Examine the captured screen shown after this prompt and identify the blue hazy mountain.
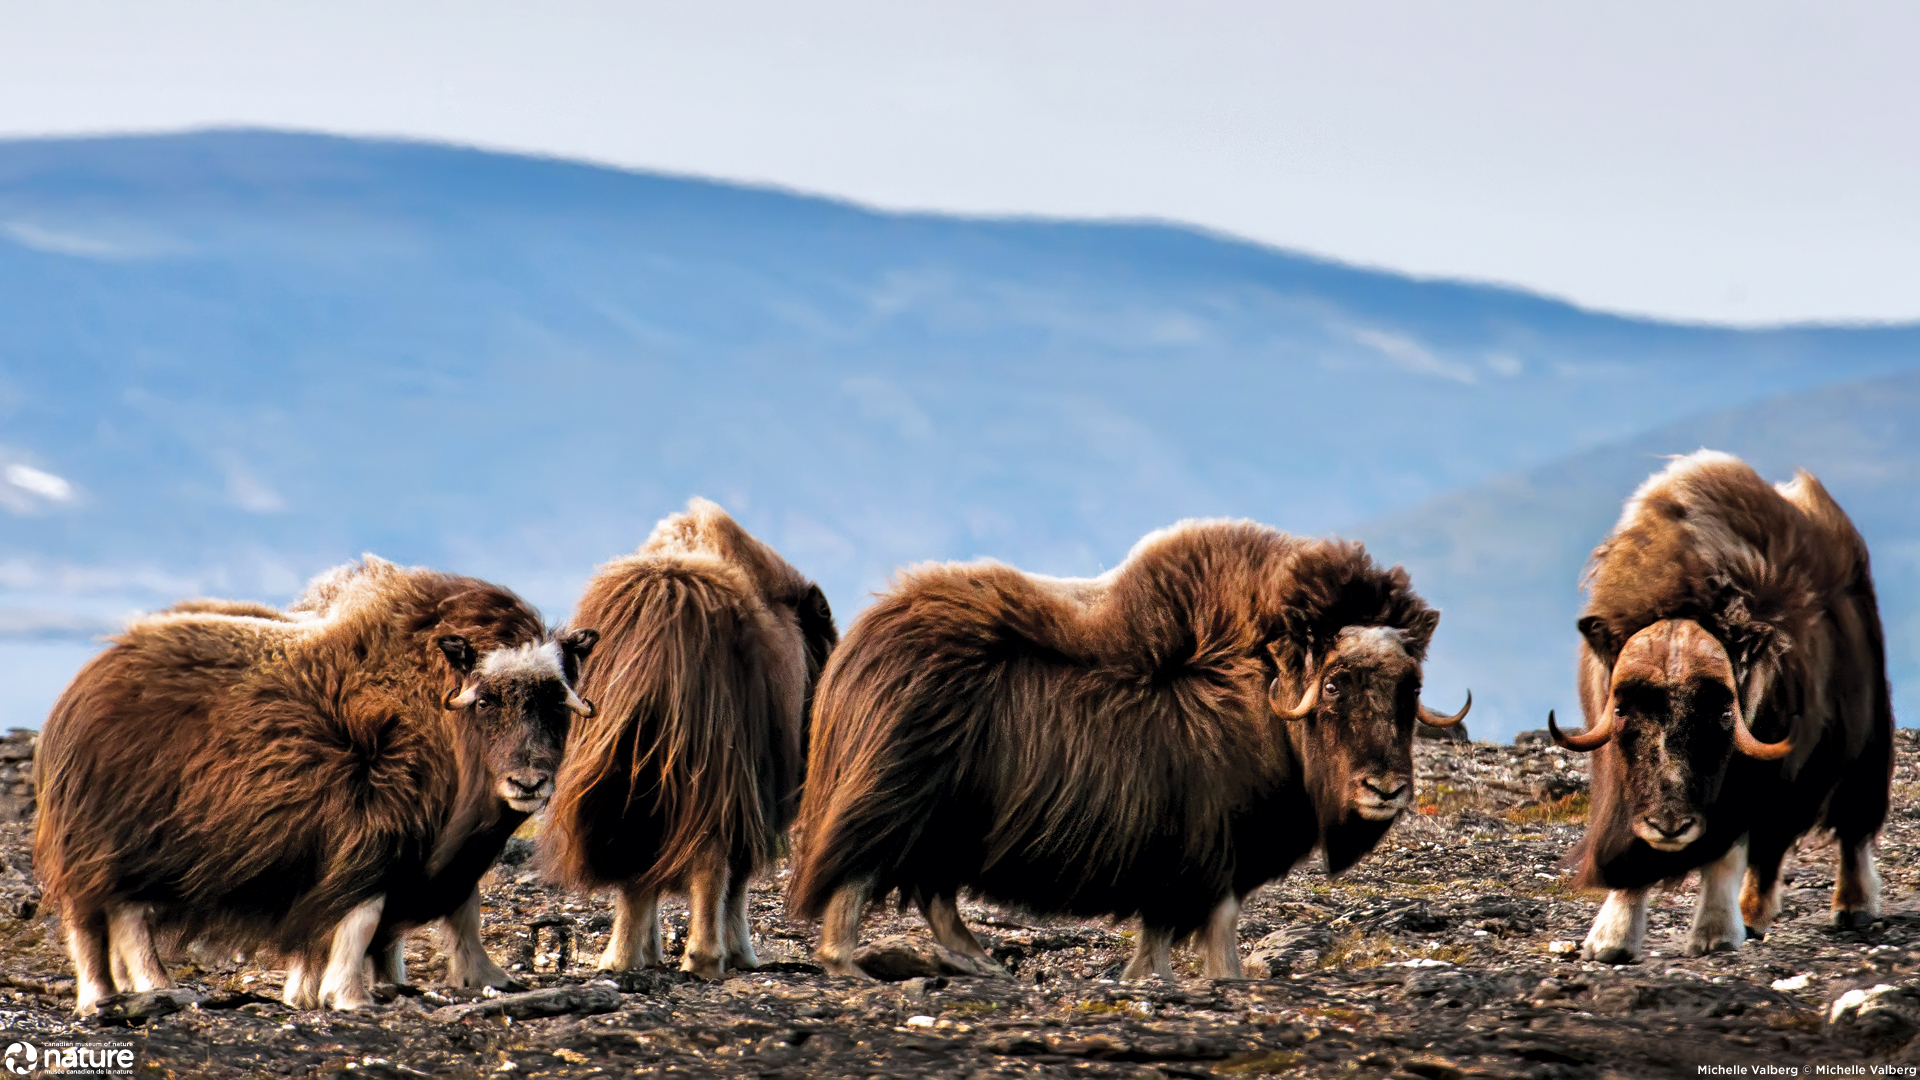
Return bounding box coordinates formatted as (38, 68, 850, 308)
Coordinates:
(3, 129, 1918, 733)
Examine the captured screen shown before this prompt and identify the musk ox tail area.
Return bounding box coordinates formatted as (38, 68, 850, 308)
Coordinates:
(545, 558, 798, 898)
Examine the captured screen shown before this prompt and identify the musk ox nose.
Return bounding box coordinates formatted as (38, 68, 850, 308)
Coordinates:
(1363, 778, 1409, 802)
(502, 772, 554, 802)
(1644, 815, 1696, 840)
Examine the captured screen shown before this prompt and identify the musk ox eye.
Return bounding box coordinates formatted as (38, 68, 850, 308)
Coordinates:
(1323, 678, 1339, 698)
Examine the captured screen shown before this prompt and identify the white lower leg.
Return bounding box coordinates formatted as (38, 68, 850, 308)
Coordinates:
(1581, 889, 1648, 964)
(1687, 837, 1748, 955)
(599, 883, 661, 971)
(66, 912, 114, 1016)
(318, 895, 384, 1010)
(282, 956, 319, 1010)
(1742, 867, 1783, 933)
(1834, 836, 1882, 927)
(372, 936, 407, 986)
(723, 869, 760, 971)
(1201, 895, 1244, 978)
(817, 882, 873, 979)
(106, 904, 172, 992)
(682, 858, 727, 979)
(1122, 924, 1176, 981)
(438, 887, 514, 989)
(919, 893, 990, 963)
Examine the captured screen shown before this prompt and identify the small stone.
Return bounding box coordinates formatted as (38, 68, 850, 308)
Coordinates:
(905, 1014, 935, 1028)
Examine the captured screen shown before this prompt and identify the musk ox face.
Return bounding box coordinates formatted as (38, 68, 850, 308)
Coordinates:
(1601, 619, 1745, 851)
(439, 629, 599, 813)
(1288, 626, 1425, 824)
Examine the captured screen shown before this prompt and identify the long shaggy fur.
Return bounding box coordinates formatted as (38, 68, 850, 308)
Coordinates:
(1571, 451, 1894, 888)
(788, 519, 1437, 937)
(34, 557, 548, 962)
(544, 499, 836, 898)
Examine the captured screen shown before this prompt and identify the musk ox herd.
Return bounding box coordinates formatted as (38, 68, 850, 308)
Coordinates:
(31, 451, 1897, 1016)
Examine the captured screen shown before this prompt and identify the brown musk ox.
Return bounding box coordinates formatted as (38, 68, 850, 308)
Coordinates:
(543, 499, 836, 978)
(33, 556, 597, 1014)
(788, 518, 1467, 980)
(1551, 451, 1894, 963)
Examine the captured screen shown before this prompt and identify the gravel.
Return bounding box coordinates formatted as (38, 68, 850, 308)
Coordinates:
(3, 732, 1919, 1077)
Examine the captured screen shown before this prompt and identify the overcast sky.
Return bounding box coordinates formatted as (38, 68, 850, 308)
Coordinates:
(2, 1, 1916, 325)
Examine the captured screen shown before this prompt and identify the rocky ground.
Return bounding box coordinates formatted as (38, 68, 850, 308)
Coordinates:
(5, 729, 1920, 1078)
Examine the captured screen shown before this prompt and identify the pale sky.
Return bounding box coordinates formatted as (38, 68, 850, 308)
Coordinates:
(2, 1, 1917, 325)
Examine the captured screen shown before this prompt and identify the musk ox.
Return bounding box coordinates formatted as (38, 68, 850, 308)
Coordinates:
(544, 499, 836, 978)
(34, 557, 597, 1014)
(1551, 451, 1894, 963)
(788, 518, 1466, 979)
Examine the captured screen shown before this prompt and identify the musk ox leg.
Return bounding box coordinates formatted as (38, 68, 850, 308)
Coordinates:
(106, 903, 173, 992)
(1121, 925, 1176, 981)
(682, 855, 729, 979)
(1741, 840, 1791, 936)
(1200, 894, 1245, 979)
(1580, 889, 1647, 964)
(282, 955, 320, 1010)
(1833, 834, 1882, 930)
(373, 935, 408, 986)
(439, 887, 517, 990)
(917, 892, 1000, 974)
(318, 895, 384, 1010)
(1686, 837, 1748, 956)
(723, 867, 761, 972)
(63, 907, 115, 1016)
(599, 882, 662, 971)
(816, 881, 875, 979)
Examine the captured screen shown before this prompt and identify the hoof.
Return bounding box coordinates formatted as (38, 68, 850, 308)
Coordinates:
(819, 957, 876, 980)
(1582, 945, 1636, 965)
(681, 953, 724, 980)
(1745, 926, 1766, 941)
(1832, 909, 1876, 931)
(1684, 937, 1740, 957)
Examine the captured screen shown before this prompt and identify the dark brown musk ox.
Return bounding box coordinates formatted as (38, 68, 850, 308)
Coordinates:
(1550, 451, 1894, 963)
(788, 518, 1467, 980)
(33, 556, 597, 1014)
(543, 499, 836, 978)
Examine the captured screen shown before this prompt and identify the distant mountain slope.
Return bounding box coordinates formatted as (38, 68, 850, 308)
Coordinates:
(1357, 369, 1920, 742)
(3, 130, 1917, 728)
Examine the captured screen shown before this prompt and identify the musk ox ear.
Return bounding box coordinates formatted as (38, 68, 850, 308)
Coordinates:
(437, 634, 479, 675)
(559, 628, 599, 673)
(799, 584, 838, 666)
(1577, 616, 1613, 659)
(1401, 608, 1440, 655)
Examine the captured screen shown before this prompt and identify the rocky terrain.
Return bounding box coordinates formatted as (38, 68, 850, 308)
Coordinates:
(3, 728, 1920, 1078)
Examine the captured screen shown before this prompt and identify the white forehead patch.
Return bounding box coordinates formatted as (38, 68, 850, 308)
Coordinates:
(477, 640, 565, 682)
(1336, 625, 1408, 662)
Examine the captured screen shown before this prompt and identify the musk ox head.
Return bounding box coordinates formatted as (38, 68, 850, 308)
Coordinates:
(438, 629, 599, 813)
(1549, 617, 1790, 851)
(1270, 625, 1468, 864)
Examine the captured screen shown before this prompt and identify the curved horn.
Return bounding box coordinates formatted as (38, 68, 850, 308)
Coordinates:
(1269, 654, 1320, 721)
(443, 683, 478, 711)
(1417, 690, 1471, 728)
(566, 687, 597, 718)
(1728, 684, 1791, 761)
(1547, 705, 1616, 752)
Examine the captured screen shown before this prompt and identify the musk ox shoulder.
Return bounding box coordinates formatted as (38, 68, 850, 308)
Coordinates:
(789, 518, 1464, 980)
(1551, 450, 1894, 963)
(544, 498, 836, 978)
(32, 556, 596, 1014)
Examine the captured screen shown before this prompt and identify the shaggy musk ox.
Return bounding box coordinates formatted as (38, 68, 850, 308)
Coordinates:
(544, 499, 836, 978)
(33, 557, 597, 1014)
(1553, 451, 1894, 963)
(789, 519, 1466, 980)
